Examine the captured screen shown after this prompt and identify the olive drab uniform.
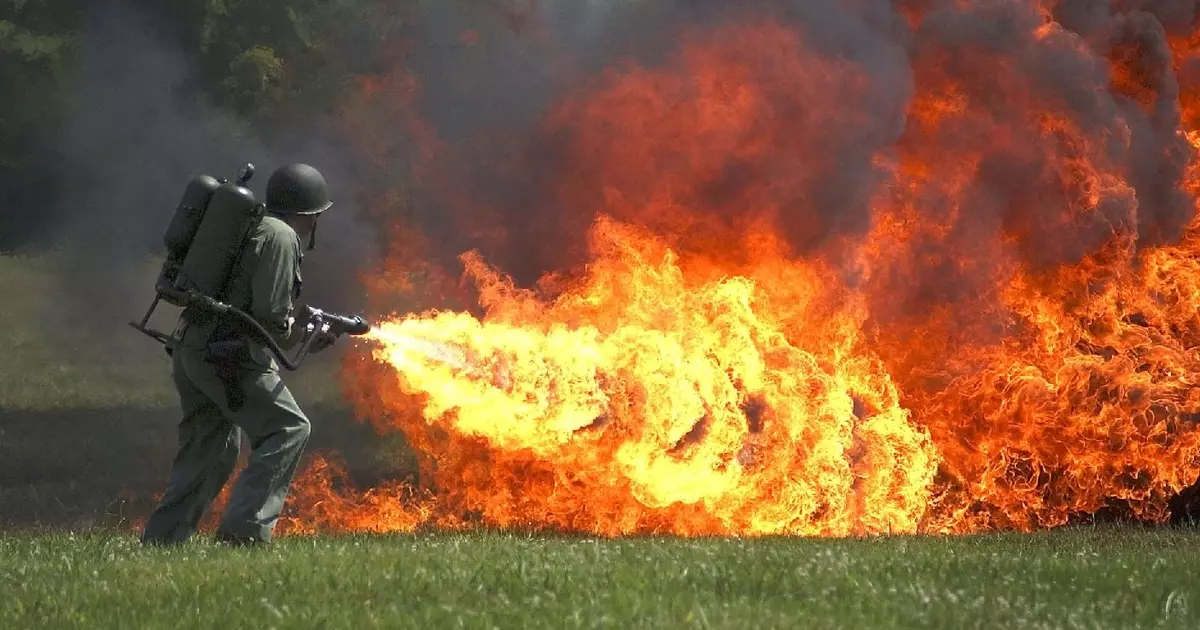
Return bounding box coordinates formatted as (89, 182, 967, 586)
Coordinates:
(141, 215, 311, 546)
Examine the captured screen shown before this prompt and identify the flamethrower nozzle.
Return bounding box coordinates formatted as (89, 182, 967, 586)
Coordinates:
(305, 306, 371, 336)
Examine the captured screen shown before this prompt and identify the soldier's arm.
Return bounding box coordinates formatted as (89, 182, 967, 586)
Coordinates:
(250, 230, 304, 350)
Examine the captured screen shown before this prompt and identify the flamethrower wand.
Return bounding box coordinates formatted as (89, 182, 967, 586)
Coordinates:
(130, 281, 371, 371)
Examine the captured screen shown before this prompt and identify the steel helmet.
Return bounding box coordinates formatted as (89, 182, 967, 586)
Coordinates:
(265, 163, 333, 215)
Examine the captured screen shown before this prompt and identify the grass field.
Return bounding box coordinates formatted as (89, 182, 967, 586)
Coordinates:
(2, 526, 1199, 629)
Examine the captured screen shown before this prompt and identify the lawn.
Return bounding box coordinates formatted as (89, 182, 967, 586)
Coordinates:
(2, 527, 1198, 629)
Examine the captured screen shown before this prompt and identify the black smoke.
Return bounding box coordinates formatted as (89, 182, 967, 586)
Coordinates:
(388, 0, 916, 289)
(367, 0, 1199, 298)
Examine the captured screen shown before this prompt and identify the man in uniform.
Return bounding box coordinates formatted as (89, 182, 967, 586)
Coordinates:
(141, 163, 337, 547)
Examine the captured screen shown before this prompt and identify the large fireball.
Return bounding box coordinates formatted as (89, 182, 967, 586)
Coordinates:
(270, 3, 1200, 538)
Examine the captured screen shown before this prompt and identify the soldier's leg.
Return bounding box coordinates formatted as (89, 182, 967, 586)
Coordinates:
(141, 352, 242, 546)
(176, 351, 311, 543)
(219, 369, 311, 542)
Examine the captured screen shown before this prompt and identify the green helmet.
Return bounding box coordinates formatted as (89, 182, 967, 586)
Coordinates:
(265, 163, 333, 215)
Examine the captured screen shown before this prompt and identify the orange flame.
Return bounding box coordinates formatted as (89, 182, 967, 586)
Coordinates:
(354, 217, 937, 536)
(270, 7, 1200, 537)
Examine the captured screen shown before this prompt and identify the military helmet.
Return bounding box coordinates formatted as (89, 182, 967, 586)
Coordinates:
(264, 163, 333, 215)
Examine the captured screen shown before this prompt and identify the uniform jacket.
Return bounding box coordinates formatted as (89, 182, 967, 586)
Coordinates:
(176, 215, 304, 371)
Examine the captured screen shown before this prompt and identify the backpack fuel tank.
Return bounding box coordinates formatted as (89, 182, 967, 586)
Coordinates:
(131, 163, 260, 342)
(173, 177, 264, 300)
(159, 174, 221, 290)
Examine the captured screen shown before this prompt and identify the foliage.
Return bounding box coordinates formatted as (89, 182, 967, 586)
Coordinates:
(0, 1, 76, 172)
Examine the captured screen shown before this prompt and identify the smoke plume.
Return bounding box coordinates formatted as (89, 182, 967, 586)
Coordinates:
(362, 0, 917, 295)
(370, 0, 1199, 313)
(27, 2, 377, 362)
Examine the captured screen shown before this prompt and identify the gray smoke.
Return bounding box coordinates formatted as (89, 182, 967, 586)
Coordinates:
(0, 2, 387, 531)
(33, 2, 377, 363)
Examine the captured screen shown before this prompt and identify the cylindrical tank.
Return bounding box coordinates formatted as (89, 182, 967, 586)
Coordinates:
(163, 174, 221, 263)
(175, 181, 263, 300)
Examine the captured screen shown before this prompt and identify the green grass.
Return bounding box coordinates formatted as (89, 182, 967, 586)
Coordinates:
(2, 527, 1199, 629)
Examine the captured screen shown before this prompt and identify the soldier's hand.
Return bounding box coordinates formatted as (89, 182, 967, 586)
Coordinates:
(310, 330, 338, 354)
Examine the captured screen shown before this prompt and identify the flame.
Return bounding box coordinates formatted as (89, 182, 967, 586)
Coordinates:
(351, 217, 936, 536)
(267, 5, 1200, 537)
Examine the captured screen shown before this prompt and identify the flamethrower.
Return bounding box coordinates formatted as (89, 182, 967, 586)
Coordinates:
(128, 162, 371, 371)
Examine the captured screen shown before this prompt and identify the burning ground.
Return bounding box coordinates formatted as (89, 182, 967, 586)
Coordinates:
(197, 1, 1200, 538)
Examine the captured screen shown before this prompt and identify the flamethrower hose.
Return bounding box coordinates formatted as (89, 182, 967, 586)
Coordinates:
(155, 282, 369, 371)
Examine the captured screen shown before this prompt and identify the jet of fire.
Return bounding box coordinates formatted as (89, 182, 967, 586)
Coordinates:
(354, 217, 939, 536)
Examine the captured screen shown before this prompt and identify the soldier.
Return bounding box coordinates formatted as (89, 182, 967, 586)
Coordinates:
(141, 163, 337, 547)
